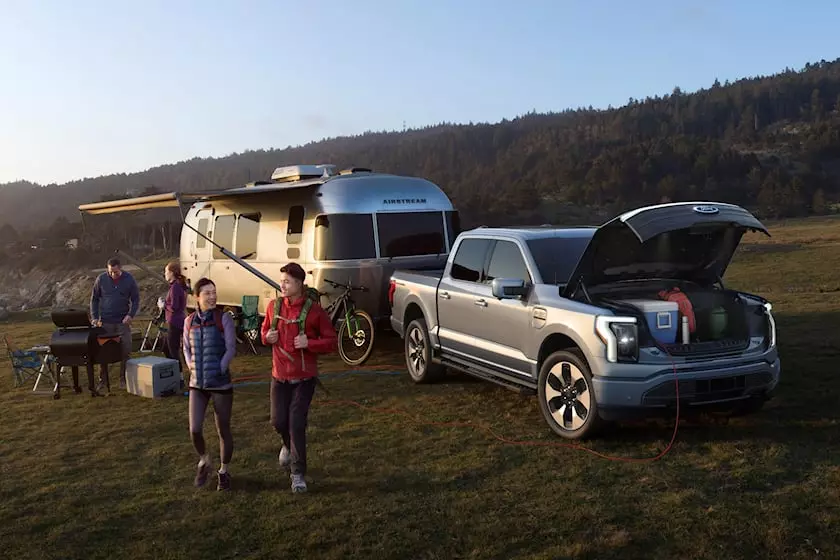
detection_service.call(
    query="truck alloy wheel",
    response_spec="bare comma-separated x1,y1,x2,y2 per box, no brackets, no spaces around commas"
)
537,350,601,440
405,318,445,383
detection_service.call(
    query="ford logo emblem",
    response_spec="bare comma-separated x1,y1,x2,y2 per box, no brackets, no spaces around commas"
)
692,205,719,214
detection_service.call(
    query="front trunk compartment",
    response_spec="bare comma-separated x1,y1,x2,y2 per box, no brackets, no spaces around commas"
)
592,281,770,358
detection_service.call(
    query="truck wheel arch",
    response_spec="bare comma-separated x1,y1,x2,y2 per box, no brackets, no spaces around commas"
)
538,333,587,371
403,302,425,333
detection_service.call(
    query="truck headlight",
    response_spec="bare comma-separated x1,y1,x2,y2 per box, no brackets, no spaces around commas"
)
595,316,639,363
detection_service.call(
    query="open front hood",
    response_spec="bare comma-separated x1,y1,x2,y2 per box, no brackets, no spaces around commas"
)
562,202,770,296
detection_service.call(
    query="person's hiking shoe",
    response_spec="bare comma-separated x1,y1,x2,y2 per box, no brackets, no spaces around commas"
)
217,471,231,491
195,463,210,487
291,473,307,493
278,446,290,468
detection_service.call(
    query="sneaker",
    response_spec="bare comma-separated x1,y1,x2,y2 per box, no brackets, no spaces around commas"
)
278,446,290,468
96,380,107,393
195,463,210,487
290,473,307,493
217,471,231,491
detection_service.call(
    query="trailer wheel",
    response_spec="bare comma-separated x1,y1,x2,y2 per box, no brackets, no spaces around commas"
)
404,318,445,383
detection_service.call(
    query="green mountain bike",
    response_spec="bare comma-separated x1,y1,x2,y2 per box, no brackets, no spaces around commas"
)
320,278,375,366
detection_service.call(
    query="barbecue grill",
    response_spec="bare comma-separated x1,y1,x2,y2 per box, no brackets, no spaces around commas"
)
49,306,125,397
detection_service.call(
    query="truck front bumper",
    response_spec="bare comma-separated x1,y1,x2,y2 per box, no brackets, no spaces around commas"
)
590,353,781,421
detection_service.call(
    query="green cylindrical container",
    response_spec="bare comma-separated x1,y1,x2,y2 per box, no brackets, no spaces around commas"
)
709,307,728,339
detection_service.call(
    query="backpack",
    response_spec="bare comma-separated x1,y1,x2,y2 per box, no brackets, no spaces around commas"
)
188,308,226,334
271,287,321,331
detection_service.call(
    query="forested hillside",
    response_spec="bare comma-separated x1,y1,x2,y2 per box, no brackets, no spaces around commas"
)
3,57,840,252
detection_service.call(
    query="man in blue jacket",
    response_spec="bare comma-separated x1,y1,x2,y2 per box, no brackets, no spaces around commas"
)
90,257,140,390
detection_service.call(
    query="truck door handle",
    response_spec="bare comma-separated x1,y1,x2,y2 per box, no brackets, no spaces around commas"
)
439,291,450,300
474,298,487,307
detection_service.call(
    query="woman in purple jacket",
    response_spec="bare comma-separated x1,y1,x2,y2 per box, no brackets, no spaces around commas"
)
163,261,188,371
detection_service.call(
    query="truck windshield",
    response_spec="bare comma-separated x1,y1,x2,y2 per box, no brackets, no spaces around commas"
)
377,211,447,258
526,236,592,285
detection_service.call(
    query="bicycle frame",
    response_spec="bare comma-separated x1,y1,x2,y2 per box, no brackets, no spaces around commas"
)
323,284,364,333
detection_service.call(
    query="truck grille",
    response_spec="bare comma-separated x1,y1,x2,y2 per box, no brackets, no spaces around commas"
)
660,337,749,357
642,372,774,406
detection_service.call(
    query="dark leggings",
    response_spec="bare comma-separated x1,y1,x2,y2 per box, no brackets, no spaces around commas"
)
163,324,182,360
270,378,316,476
164,324,185,385
189,388,234,464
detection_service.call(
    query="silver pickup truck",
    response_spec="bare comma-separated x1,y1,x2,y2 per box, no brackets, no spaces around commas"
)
388,202,780,440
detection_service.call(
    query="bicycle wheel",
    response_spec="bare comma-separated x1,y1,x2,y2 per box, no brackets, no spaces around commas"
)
337,309,375,366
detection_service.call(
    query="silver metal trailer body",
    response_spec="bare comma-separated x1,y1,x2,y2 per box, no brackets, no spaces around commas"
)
80,166,459,324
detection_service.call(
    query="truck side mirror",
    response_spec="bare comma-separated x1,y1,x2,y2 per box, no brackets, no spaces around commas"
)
491,278,528,299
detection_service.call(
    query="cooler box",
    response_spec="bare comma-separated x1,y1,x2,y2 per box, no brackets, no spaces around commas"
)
617,299,679,344
125,356,181,398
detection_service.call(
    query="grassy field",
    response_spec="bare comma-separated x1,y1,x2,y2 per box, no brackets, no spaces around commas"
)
3,216,840,559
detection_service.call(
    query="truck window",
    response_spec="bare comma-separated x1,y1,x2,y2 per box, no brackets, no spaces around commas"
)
195,218,208,249
314,213,376,260
485,240,532,283
526,236,592,284
235,213,260,259
450,238,492,283
212,214,235,260
287,206,305,244
376,211,446,258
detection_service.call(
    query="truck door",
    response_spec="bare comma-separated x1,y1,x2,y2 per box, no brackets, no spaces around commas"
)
471,239,535,378
436,238,493,360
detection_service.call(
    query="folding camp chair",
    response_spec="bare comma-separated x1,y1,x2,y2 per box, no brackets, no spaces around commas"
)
3,334,43,388
140,298,168,353
238,295,261,355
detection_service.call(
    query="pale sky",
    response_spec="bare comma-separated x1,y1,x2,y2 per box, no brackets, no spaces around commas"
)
1,0,838,185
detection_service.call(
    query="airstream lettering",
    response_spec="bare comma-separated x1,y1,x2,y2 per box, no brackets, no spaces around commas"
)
78,166,460,330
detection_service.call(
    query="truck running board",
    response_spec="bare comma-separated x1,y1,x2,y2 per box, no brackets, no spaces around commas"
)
440,356,537,396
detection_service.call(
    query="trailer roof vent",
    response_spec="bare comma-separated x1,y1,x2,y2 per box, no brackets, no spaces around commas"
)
338,167,373,175
271,164,336,183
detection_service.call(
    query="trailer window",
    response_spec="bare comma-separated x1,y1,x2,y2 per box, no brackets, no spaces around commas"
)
376,211,446,258
212,215,235,260
287,205,304,244
445,211,461,249
314,213,376,260
195,218,208,249
235,213,260,260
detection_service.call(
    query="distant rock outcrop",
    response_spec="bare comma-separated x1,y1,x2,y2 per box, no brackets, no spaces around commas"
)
0,265,168,317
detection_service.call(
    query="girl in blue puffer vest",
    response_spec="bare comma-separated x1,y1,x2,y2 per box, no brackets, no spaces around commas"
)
182,278,237,491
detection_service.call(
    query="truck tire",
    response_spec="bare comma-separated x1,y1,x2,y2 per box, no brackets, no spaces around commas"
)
537,350,602,440
404,318,445,384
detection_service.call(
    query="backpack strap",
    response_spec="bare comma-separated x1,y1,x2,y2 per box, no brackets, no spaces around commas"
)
213,308,224,334
186,309,224,333
298,297,313,330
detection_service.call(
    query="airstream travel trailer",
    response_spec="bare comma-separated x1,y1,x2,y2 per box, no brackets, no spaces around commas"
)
78,165,460,328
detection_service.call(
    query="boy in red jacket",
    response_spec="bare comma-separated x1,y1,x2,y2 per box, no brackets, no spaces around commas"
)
261,262,337,493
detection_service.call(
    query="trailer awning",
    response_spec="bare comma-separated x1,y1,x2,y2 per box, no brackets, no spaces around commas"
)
78,178,327,215
78,192,194,215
